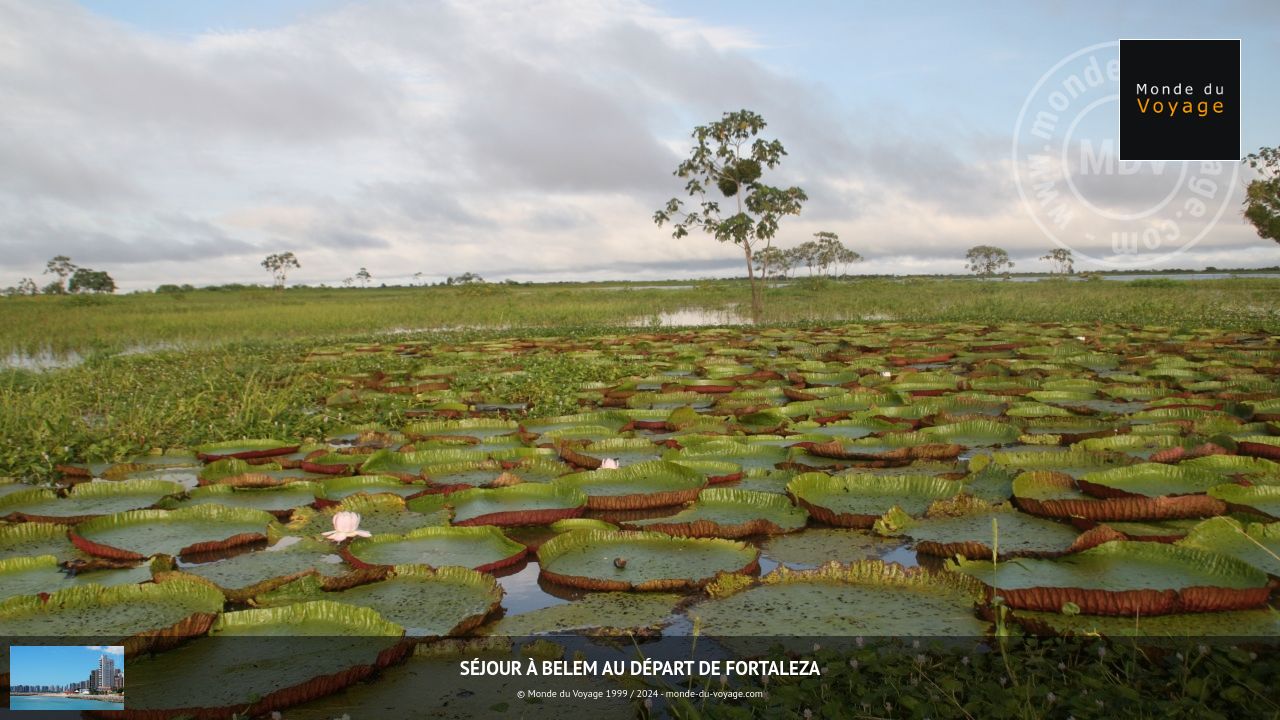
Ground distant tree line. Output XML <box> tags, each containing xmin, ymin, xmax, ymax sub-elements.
<box><xmin>2</xmin><ymin>255</ymin><xmax>116</xmax><ymax>297</ymax></box>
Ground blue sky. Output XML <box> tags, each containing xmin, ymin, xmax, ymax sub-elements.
<box><xmin>9</xmin><ymin>645</ymin><xmax>123</xmax><ymax>686</ymax></box>
<box><xmin>1</xmin><ymin>1</ymin><xmax>1277</xmax><ymax>290</ymax></box>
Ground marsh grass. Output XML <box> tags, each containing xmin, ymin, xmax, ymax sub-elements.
<box><xmin>2</xmin><ymin>278</ymin><xmax>1277</xmax><ymax>358</ymax></box>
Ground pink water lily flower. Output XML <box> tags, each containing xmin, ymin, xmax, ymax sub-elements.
<box><xmin>600</xmin><ymin>458</ymin><xmax>620</xmax><ymax>469</ymax></box>
<box><xmin>322</xmin><ymin>511</ymin><xmax>372</xmax><ymax>542</ymax></box>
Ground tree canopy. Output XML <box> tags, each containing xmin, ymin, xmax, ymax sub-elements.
<box><xmin>965</xmin><ymin>245</ymin><xmax>1014</xmax><ymax>277</ymax></box>
<box><xmin>1243</xmin><ymin>147</ymin><xmax>1280</xmax><ymax>244</ymax></box>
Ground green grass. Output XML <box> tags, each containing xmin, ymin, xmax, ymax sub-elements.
<box><xmin>2</xmin><ymin>277</ymin><xmax>1278</xmax><ymax>358</ymax></box>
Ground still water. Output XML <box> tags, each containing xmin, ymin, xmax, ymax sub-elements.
<box><xmin>9</xmin><ymin>695</ymin><xmax>126</xmax><ymax>710</ymax></box>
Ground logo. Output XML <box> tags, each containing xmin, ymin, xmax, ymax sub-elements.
<box><xmin>1012</xmin><ymin>41</ymin><xmax>1239</xmax><ymax>267</ymax></box>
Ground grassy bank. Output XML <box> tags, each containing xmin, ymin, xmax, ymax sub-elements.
<box><xmin>1</xmin><ymin>277</ymin><xmax>1278</xmax><ymax>358</ymax></box>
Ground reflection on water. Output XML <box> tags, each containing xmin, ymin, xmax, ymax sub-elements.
<box><xmin>629</xmin><ymin>307</ymin><xmax>750</xmax><ymax>327</ymax></box>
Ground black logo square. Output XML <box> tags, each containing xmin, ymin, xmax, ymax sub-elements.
<box><xmin>1119</xmin><ymin>39</ymin><xmax>1240</xmax><ymax>161</ymax></box>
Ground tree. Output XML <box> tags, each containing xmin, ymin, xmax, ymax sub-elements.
<box><xmin>753</xmin><ymin>246</ymin><xmax>787</xmax><ymax>279</ymax></box>
<box><xmin>68</xmin><ymin>268</ymin><xmax>116</xmax><ymax>294</ymax></box>
<box><xmin>1040</xmin><ymin>248</ymin><xmax>1074</xmax><ymax>274</ymax></box>
<box><xmin>1243</xmin><ymin>147</ymin><xmax>1280</xmax><ymax>244</ymax></box>
<box><xmin>342</xmin><ymin>277</ymin><xmax>354</xmax><ymax>288</ymax></box>
<box><xmin>446</xmin><ymin>272</ymin><xmax>484</xmax><ymax>285</ymax></box>
<box><xmin>413</xmin><ymin>271</ymin><xmax>424</xmax><ymax>286</ymax></box>
<box><xmin>355</xmin><ymin>267</ymin><xmax>372</xmax><ymax>287</ymax></box>
<box><xmin>965</xmin><ymin>245</ymin><xmax>1014</xmax><ymax>277</ymax></box>
<box><xmin>654</xmin><ymin>109</ymin><xmax>807</xmax><ymax>322</ymax></box>
<box><xmin>43</xmin><ymin>255</ymin><xmax>77</xmax><ymax>294</ymax></box>
<box><xmin>261</xmin><ymin>252</ymin><xmax>300</xmax><ymax>290</ymax></box>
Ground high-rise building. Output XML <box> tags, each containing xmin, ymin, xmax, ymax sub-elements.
<box><xmin>88</xmin><ymin>669</ymin><xmax>100</xmax><ymax>692</ymax></box>
<box><xmin>97</xmin><ymin>654</ymin><xmax>115</xmax><ymax>692</ymax></box>
<box><xmin>113</xmin><ymin>668</ymin><xmax>124</xmax><ymax>690</ymax></box>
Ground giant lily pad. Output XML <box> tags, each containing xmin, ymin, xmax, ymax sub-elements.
<box><xmin>322</xmin><ymin>475</ymin><xmax>429</xmax><ymax>500</ymax></box>
<box><xmin>344</xmin><ymin>526</ymin><xmax>526</xmax><ymax>573</ymax></box>
<box><xmin>71</xmin><ymin>505</ymin><xmax>279</xmax><ymax>561</ymax></box>
<box><xmin>1013</xmin><ymin>470</ymin><xmax>1226</xmax><ymax>521</ymax></box>
<box><xmin>1209</xmin><ymin>483</ymin><xmax>1280</xmax><ymax>519</ymax></box>
<box><xmin>121</xmin><ymin>601</ymin><xmax>404</xmax><ymax>716</ymax></box>
<box><xmin>0</xmin><ymin>576</ymin><xmax>224</xmax><ymax>646</ymax></box>
<box><xmin>949</xmin><ymin>540</ymin><xmax>1272</xmax><ymax>615</ymax></box>
<box><xmin>786</xmin><ymin>472</ymin><xmax>962</xmax><ymax>528</ymax></box>
<box><xmin>620</xmin><ymin>488</ymin><xmax>808</xmax><ymax>538</ymax></box>
<box><xmin>1013</xmin><ymin>606</ymin><xmax>1280</xmax><ymax>638</ymax></box>
<box><xmin>537</xmin><ymin>530</ymin><xmax>759</xmax><ymax>591</ymax></box>
<box><xmin>0</xmin><ymin>479</ymin><xmax>184</xmax><ymax>523</ymax></box>
<box><xmin>487</xmin><ymin>592</ymin><xmax>683</xmax><ymax>636</ymax></box>
<box><xmin>1078</xmin><ymin>463</ymin><xmax>1223</xmax><ymax>498</ymax></box>
<box><xmin>408</xmin><ymin>483</ymin><xmax>587</xmax><ymax>526</ymax></box>
<box><xmin>553</xmin><ymin>460</ymin><xmax>707</xmax><ymax>510</ymax></box>
<box><xmin>880</xmin><ymin>502</ymin><xmax>1088</xmax><ymax>559</ymax></box>
<box><xmin>0</xmin><ymin>522</ymin><xmax>76</xmax><ymax>562</ymax></box>
<box><xmin>1177</xmin><ymin>516</ymin><xmax>1280</xmax><ymax>576</ymax></box>
<box><xmin>171</xmin><ymin>481</ymin><xmax>324</xmax><ymax>518</ymax></box>
<box><xmin>688</xmin><ymin>560</ymin><xmax>987</xmax><ymax>637</ymax></box>
<box><xmin>291</xmin><ymin>494</ymin><xmax>450</xmax><ymax>537</ymax></box>
<box><xmin>761</xmin><ymin>529</ymin><xmax>901</xmax><ymax>569</ymax></box>
<box><xmin>255</xmin><ymin>565</ymin><xmax>501</xmax><ymax>637</ymax></box>
<box><xmin>194</xmin><ymin>439</ymin><xmax>301</xmax><ymax>461</ymax></box>
<box><xmin>163</xmin><ymin>536</ymin><xmax>350</xmax><ymax>601</ymax></box>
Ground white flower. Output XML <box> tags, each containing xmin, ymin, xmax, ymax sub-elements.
<box><xmin>1076</xmin><ymin>336</ymin><xmax>1086</xmax><ymax>341</ymax></box>
<box><xmin>600</xmin><ymin>458</ymin><xmax>620</xmax><ymax>469</ymax></box>
<box><xmin>322</xmin><ymin>511</ymin><xmax>372</xmax><ymax>542</ymax></box>
<box><xmin>880</xmin><ymin>370</ymin><xmax>892</xmax><ymax>377</ymax></box>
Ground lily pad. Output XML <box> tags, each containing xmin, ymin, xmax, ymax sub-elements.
<box><xmin>688</xmin><ymin>561</ymin><xmax>987</xmax><ymax>637</ymax></box>
<box><xmin>344</xmin><ymin>526</ymin><xmax>526</xmax><ymax>573</ymax></box>
<box><xmin>121</xmin><ymin>601</ymin><xmax>404</xmax><ymax>716</ymax></box>
<box><xmin>292</xmin><ymin>494</ymin><xmax>450</xmax><ymax>537</ymax></box>
<box><xmin>553</xmin><ymin>460</ymin><xmax>707</xmax><ymax>510</ymax></box>
<box><xmin>195</xmin><ymin>439</ymin><xmax>301</xmax><ymax>461</ymax></box>
<box><xmin>1013</xmin><ymin>470</ymin><xmax>1226</xmax><ymax>521</ymax></box>
<box><xmin>166</xmin><ymin>536</ymin><xmax>350</xmax><ymax>601</ymax></box>
<box><xmin>173</xmin><ymin>481</ymin><xmax>324</xmax><ymax>515</ymax></box>
<box><xmin>0</xmin><ymin>575</ymin><xmax>224</xmax><ymax>642</ymax></box>
<box><xmin>322</xmin><ymin>474</ymin><xmax>429</xmax><ymax>500</ymax></box>
<box><xmin>537</xmin><ymin>530</ymin><xmax>759</xmax><ymax>591</ymax></box>
<box><xmin>0</xmin><ymin>479</ymin><xmax>184</xmax><ymax>522</ymax></box>
<box><xmin>1209</xmin><ymin>483</ymin><xmax>1280</xmax><ymax>519</ymax></box>
<box><xmin>71</xmin><ymin>505</ymin><xmax>279</xmax><ymax>560</ymax></box>
<box><xmin>1078</xmin><ymin>463</ymin><xmax>1223</xmax><ymax>498</ymax></box>
<box><xmin>1177</xmin><ymin>517</ymin><xmax>1280</xmax><ymax>576</ymax></box>
<box><xmin>761</xmin><ymin>528</ymin><xmax>902</xmax><ymax>569</ymax></box>
<box><xmin>408</xmin><ymin>483</ymin><xmax>587</xmax><ymax>526</ymax></box>
<box><xmin>786</xmin><ymin>472</ymin><xmax>962</xmax><ymax>528</ymax></box>
<box><xmin>1014</xmin><ymin>606</ymin><xmax>1280</xmax><ymax>638</ymax></box>
<box><xmin>620</xmin><ymin>488</ymin><xmax>808</xmax><ymax>538</ymax></box>
<box><xmin>949</xmin><ymin>540</ymin><xmax>1272</xmax><ymax>615</ymax></box>
<box><xmin>488</xmin><ymin>592</ymin><xmax>683</xmax><ymax>636</ymax></box>
<box><xmin>255</xmin><ymin>564</ymin><xmax>501</xmax><ymax>637</ymax></box>
<box><xmin>0</xmin><ymin>522</ymin><xmax>76</xmax><ymax>562</ymax></box>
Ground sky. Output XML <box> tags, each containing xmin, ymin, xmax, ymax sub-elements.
<box><xmin>1</xmin><ymin>0</ymin><xmax>1278</xmax><ymax>291</ymax></box>
<box><xmin>9</xmin><ymin>645</ymin><xmax>123</xmax><ymax>686</ymax></box>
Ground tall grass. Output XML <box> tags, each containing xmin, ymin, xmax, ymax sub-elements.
<box><xmin>1</xmin><ymin>278</ymin><xmax>1277</xmax><ymax>358</ymax></box>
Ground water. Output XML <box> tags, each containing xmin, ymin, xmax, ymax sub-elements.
<box><xmin>629</xmin><ymin>308</ymin><xmax>750</xmax><ymax>327</ymax></box>
<box><xmin>1001</xmin><ymin>272</ymin><xmax>1280</xmax><ymax>282</ymax></box>
<box><xmin>8</xmin><ymin>695</ymin><xmax>125</xmax><ymax>710</ymax></box>
<box><xmin>2</xmin><ymin>341</ymin><xmax>185</xmax><ymax>372</ymax></box>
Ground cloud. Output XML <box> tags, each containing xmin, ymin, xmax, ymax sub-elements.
<box><xmin>0</xmin><ymin>0</ymin><xmax>1273</xmax><ymax>291</ymax></box>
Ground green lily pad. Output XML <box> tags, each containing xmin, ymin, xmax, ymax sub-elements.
<box><xmin>1209</xmin><ymin>484</ymin><xmax>1280</xmax><ymax>519</ymax></box>
<box><xmin>0</xmin><ymin>522</ymin><xmax>75</xmax><ymax>562</ymax></box>
<box><xmin>553</xmin><ymin>460</ymin><xmax>707</xmax><ymax>510</ymax></box>
<box><xmin>291</xmin><ymin>494</ymin><xmax>450</xmax><ymax>537</ymax></box>
<box><xmin>72</xmin><ymin>505</ymin><xmax>279</xmax><ymax>560</ymax></box>
<box><xmin>1014</xmin><ymin>605</ymin><xmax>1280</xmax><ymax>638</ymax></box>
<box><xmin>322</xmin><ymin>474</ymin><xmax>429</xmax><ymax>500</ymax></box>
<box><xmin>1177</xmin><ymin>517</ymin><xmax>1280</xmax><ymax>576</ymax></box>
<box><xmin>688</xmin><ymin>561</ymin><xmax>987</xmax><ymax>637</ymax></box>
<box><xmin>918</xmin><ymin>420</ymin><xmax>1020</xmax><ymax>446</ymax></box>
<box><xmin>173</xmin><ymin>481</ymin><xmax>324</xmax><ymax>514</ymax></box>
<box><xmin>0</xmin><ymin>479</ymin><xmax>184</xmax><ymax>521</ymax></box>
<box><xmin>255</xmin><ymin>565</ymin><xmax>501</xmax><ymax>637</ymax></box>
<box><xmin>488</xmin><ymin>592</ymin><xmax>683</xmax><ymax>636</ymax></box>
<box><xmin>345</xmin><ymin>526</ymin><xmax>526</xmax><ymax>573</ymax></box>
<box><xmin>620</xmin><ymin>488</ymin><xmax>808</xmax><ymax>537</ymax></box>
<box><xmin>121</xmin><ymin>601</ymin><xmax>403</xmax><ymax>714</ymax></box>
<box><xmin>883</xmin><ymin>503</ymin><xmax>1084</xmax><ymax>559</ymax></box>
<box><xmin>1079</xmin><ymin>463</ymin><xmax>1223</xmax><ymax>497</ymax></box>
<box><xmin>950</xmin><ymin>540</ymin><xmax>1271</xmax><ymax>615</ymax></box>
<box><xmin>537</xmin><ymin>529</ymin><xmax>758</xmax><ymax>591</ymax></box>
<box><xmin>408</xmin><ymin>483</ymin><xmax>587</xmax><ymax>526</ymax></box>
<box><xmin>171</xmin><ymin>537</ymin><xmax>349</xmax><ymax>600</ymax></box>
<box><xmin>761</xmin><ymin>529</ymin><xmax>902</xmax><ymax>569</ymax></box>
<box><xmin>0</xmin><ymin>555</ymin><xmax>151</xmax><ymax>602</ymax></box>
<box><xmin>194</xmin><ymin>439</ymin><xmax>301</xmax><ymax>461</ymax></box>
<box><xmin>786</xmin><ymin>472</ymin><xmax>962</xmax><ymax>528</ymax></box>
<box><xmin>0</xmin><ymin>575</ymin><xmax>224</xmax><ymax>637</ymax></box>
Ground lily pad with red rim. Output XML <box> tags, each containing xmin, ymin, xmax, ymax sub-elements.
<box><xmin>194</xmin><ymin>439</ymin><xmax>301</xmax><ymax>462</ymax></box>
<box><xmin>408</xmin><ymin>483</ymin><xmax>587</xmax><ymax>527</ymax></box>
<box><xmin>619</xmin><ymin>488</ymin><xmax>808</xmax><ymax>538</ymax></box>
<box><xmin>786</xmin><ymin>472</ymin><xmax>962</xmax><ymax>528</ymax></box>
<box><xmin>71</xmin><ymin>505</ymin><xmax>280</xmax><ymax>561</ymax></box>
<box><xmin>536</xmin><ymin>529</ymin><xmax>759</xmax><ymax>591</ymax></box>
<box><xmin>552</xmin><ymin>460</ymin><xmax>707</xmax><ymax>510</ymax></box>
<box><xmin>343</xmin><ymin>526</ymin><xmax>526</xmax><ymax>573</ymax></box>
